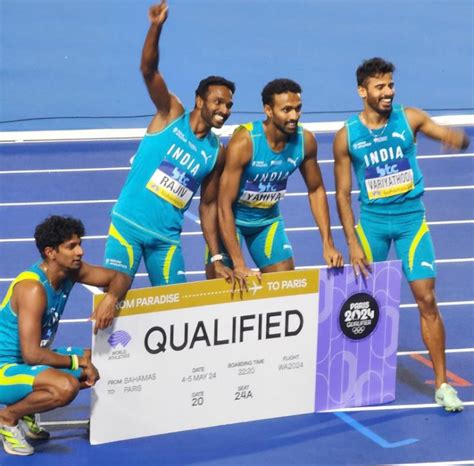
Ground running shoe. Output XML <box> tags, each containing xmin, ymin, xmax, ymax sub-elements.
<box><xmin>0</xmin><ymin>422</ymin><xmax>34</xmax><ymax>456</ymax></box>
<box><xmin>19</xmin><ymin>414</ymin><xmax>50</xmax><ymax>440</ymax></box>
<box><xmin>435</xmin><ymin>383</ymin><xmax>464</xmax><ymax>412</ymax></box>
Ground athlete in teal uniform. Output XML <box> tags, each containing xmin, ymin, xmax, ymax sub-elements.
<box><xmin>0</xmin><ymin>216</ymin><xmax>129</xmax><ymax>456</ymax></box>
<box><xmin>217</xmin><ymin>79</ymin><xmax>343</xmax><ymax>283</ymax></box>
<box><xmin>334</xmin><ymin>57</ymin><xmax>469</xmax><ymax>412</ymax></box>
<box><xmin>104</xmin><ymin>1</ymin><xmax>234</xmax><ymax>288</ymax></box>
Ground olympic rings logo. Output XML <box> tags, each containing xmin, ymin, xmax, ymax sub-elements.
<box><xmin>351</xmin><ymin>326</ymin><xmax>365</xmax><ymax>335</ymax></box>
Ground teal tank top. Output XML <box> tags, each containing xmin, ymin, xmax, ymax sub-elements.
<box><xmin>0</xmin><ymin>262</ymin><xmax>74</xmax><ymax>365</ymax></box>
<box><xmin>113</xmin><ymin>112</ymin><xmax>220</xmax><ymax>243</ymax></box>
<box><xmin>233</xmin><ymin>121</ymin><xmax>305</xmax><ymax>227</ymax></box>
<box><xmin>346</xmin><ymin>104</ymin><xmax>425</xmax><ymax>214</ymax></box>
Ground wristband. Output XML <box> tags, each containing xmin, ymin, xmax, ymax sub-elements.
<box><xmin>70</xmin><ymin>354</ymin><xmax>79</xmax><ymax>371</ymax></box>
<box><xmin>210</xmin><ymin>254</ymin><xmax>223</xmax><ymax>263</ymax></box>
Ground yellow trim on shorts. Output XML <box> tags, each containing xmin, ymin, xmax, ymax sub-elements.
<box><xmin>0</xmin><ymin>364</ymin><xmax>35</xmax><ymax>386</ymax></box>
<box><xmin>264</xmin><ymin>221</ymin><xmax>279</xmax><ymax>259</ymax></box>
<box><xmin>1</xmin><ymin>272</ymin><xmax>40</xmax><ymax>309</ymax></box>
<box><xmin>163</xmin><ymin>245</ymin><xmax>177</xmax><ymax>283</ymax></box>
<box><xmin>408</xmin><ymin>218</ymin><xmax>429</xmax><ymax>271</ymax></box>
<box><xmin>355</xmin><ymin>223</ymin><xmax>373</xmax><ymax>263</ymax></box>
<box><xmin>108</xmin><ymin>223</ymin><xmax>134</xmax><ymax>268</ymax></box>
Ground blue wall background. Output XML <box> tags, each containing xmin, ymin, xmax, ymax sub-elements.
<box><xmin>1</xmin><ymin>0</ymin><xmax>473</xmax><ymax>131</ymax></box>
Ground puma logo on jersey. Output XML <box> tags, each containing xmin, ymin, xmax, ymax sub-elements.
<box><xmin>201</xmin><ymin>150</ymin><xmax>212</xmax><ymax>164</ymax></box>
<box><xmin>420</xmin><ymin>261</ymin><xmax>434</xmax><ymax>271</ymax></box>
<box><xmin>283</xmin><ymin>244</ymin><xmax>292</xmax><ymax>250</ymax></box>
<box><xmin>287</xmin><ymin>157</ymin><xmax>298</xmax><ymax>167</ymax></box>
<box><xmin>392</xmin><ymin>130</ymin><xmax>406</xmax><ymax>141</ymax></box>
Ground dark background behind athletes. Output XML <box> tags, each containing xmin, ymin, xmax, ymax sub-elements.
<box><xmin>0</xmin><ymin>0</ymin><xmax>472</xmax><ymax>131</ymax></box>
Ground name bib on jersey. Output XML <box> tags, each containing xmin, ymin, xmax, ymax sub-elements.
<box><xmin>146</xmin><ymin>160</ymin><xmax>198</xmax><ymax>209</ymax></box>
<box><xmin>365</xmin><ymin>158</ymin><xmax>414</xmax><ymax>200</ymax></box>
<box><xmin>238</xmin><ymin>179</ymin><xmax>287</xmax><ymax>208</ymax></box>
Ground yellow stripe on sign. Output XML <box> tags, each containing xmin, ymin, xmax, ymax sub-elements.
<box><xmin>108</xmin><ymin>223</ymin><xmax>134</xmax><ymax>269</ymax></box>
<box><xmin>0</xmin><ymin>364</ymin><xmax>35</xmax><ymax>386</ymax></box>
<box><xmin>409</xmin><ymin>219</ymin><xmax>429</xmax><ymax>271</ymax></box>
<box><xmin>94</xmin><ymin>269</ymin><xmax>319</xmax><ymax>317</ymax></box>
<box><xmin>355</xmin><ymin>223</ymin><xmax>373</xmax><ymax>263</ymax></box>
<box><xmin>264</xmin><ymin>221</ymin><xmax>279</xmax><ymax>259</ymax></box>
<box><xmin>1</xmin><ymin>272</ymin><xmax>40</xmax><ymax>309</ymax></box>
<box><xmin>163</xmin><ymin>245</ymin><xmax>177</xmax><ymax>284</ymax></box>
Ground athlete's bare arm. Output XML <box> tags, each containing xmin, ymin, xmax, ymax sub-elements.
<box><xmin>141</xmin><ymin>1</ymin><xmax>184</xmax><ymax>132</ymax></box>
<box><xmin>300</xmin><ymin>130</ymin><xmax>343</xmax><ymax>268</ymax></box>
<box><xmin>14</xmin><ymin>282</ymin><xmax>99</xmax><ymax>386</ymax></box>
<box><xmin>218</xmin><ymin>129</ymin><xmax>261</xmax><ymax>285</ymax></box>
<box><xmin>405</xmin><ymin>107</ymin><xmax>470</xmax><ymax>150</ymax></box>
<box><xmin>333</xmin><ymin>126</ymin><xmax>370</xmax><ymax>277</ymax></box>
<box><xmin>75</xmin><ymin>262</ymin><xmax>131</xmax><ymax>334</ymax></box>
<box><xmin>200</xmin><ymin>145</ymin><xmax>234</xmax><ymax>283</ymax></box>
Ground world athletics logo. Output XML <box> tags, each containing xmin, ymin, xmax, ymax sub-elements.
<box><xmin>107</xmin><ymin>330</ymin><xmax>132</xmax><ymax>348</ymax></box>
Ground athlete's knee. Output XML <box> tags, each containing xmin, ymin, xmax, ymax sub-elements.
<box><xmin>48</xmin><ymin>375</ymin><xmax>80</xmax><ymax>407</ymax></box>
<box><xmin>414</xmin><ymin>290</ymin><xmax>438</xmax><ymax>316</ymax></box>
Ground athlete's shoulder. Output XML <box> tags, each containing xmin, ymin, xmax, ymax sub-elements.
<box><xmin>147</xmin><ymin>107</ymin><xmax>186</xmax><ymax>135</ymax></box>
<box><xmin>235</xmin><ymin>120</ymin><xmax>260</xmax><ymax>136</ymax></box>
<box><xmin>302</xmin><ymin>127</ymin><xmax>317</xmax><ymax>147</ymax></box>
<box><xmin>335</xmin><ymin>123</ymin><xmax>348</xmax><ymax>140</ymax></box>
<box><xmin>399</xmin><ymin>106</ymin><xmax>428</xmax><ymax>131</ymax></box>
<box><xmin>229</xmin><ymin>122</ymin><xmax>254</xmax><ymax>144</ymax></box>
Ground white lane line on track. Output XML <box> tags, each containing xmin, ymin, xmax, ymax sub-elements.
<box><xmin>1</xmin><ymin>223</ymin><xmax>474</xmax><ymax>243</ymax></box>
<box><xmin>82</xmin><ymin>284</ymin><xmax>102</xmax><ymax>295</ymax></box>
<box><xmin>1</xmin><ymin>153</ymin><xmax>473</xmax><ymax>174</ymax></box>
<box><xmin>2</xmin><ymin>185</ymin><xmax>473</xmax><ymax>207</ymax></box>
<box><xmin>397</xmin><ymin>348</ymin><xmax>474</xmax><ymax>356</ymax></box>
<box><xmin>321</xmin><ymin>401</ymin><xmax>474</xmax><ymax>413</ymax></box>
<box><xmin>389</xmin><ymin>462</ymin><xmax>474</xmax><ymax>466</ymax></box>
<box><xmin>0</xmin><ymin>167</ymin><xmax>130</xmax><ymax>175</ymax></box>
<box><xmin>1</xmin><ymin>115</ymin><xmax>472</xmax><ymax>142</ymax></box>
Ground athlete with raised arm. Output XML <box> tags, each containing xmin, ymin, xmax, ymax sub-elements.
<box><xmin>104</xmin><ymin>0</ymin><xmax>235</xmax><ymax>290</ymax></box>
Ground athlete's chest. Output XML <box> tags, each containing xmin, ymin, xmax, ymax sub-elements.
<box><xmin>350</xmin><ymin>121</ymin><xmax>415</xmax><ymax>169</ymax></box>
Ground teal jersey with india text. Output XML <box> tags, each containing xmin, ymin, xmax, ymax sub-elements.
<box><xmin>346</xmin><ymin>104</ymin><xmax>425</xmax><ymax>214</ymax></box>
<box><xmin>233</xmin><ymin>120</ymin><xmax>305</xmax><ymax>227</ymax></box>
<box><xmin>113</xmin><ymin>112</ymin><xmax>220</xmax><ymax>244</ymax></box>
<box><xmin>0</xmin><ymin>262</ymin><xmax>74</xmax><ymax>365</ymax></box>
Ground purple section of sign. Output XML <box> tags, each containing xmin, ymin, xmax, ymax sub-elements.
<box><xmin>315</xmin><ymin>261</ymin><xmax>402</xmax><ymax>411</ymax></box>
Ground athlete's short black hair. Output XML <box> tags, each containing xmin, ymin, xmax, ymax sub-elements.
<box><xmin>34</xmin><ymin>215</ymin><xmax>85</xmax><ymax>258</ymax></box>
<box><xmin>356</xmin><ymin>57</ymin><xmax>395</xmax><ymax>86</ymax></box>
<box><xmin>195</xmin><ymin>76</ymin><xmax>235</xmax><ymax>99</ymax></box>
<box><xmin>261</xmin><ymin>79</ymin><xmax>302</xmax><ymax>106</ymax></box>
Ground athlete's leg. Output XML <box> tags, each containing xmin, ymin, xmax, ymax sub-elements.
<box><xmin>393</xmin><ymin>213</ymin><xmax>447</xmax><ymax>388</ymax></box>
<box><xmin>409</xmin><ymin>278</ymin><xmax>447</xmax><ymax>388</ymax></box>
<box><xmin>0</xmin><ymin>368</ymin><xmax>79</xmax><ymax>427</ymax></box>
<box><xmin>356</xmin><ymin>212</ymin><xmax>391</xmax><ymax>263</ymax></box>
<box><xmin>144</xmin><ymin>239</ymin><xmax>186</xmax><ymax>286</ymax></box>
<box><xmin>261</xmin><ymin>258</ymin><xmax>295</xmax><ymax>273</ymax></box>
<box><xmin>244</xmin><ymin>219</ymin><xmax>294</xmax><ymax>271</ymax></box>
<box><xmin>103</xmin><ymin>218</ymin><xmax>143</xmax><ymax>287</ymax></box>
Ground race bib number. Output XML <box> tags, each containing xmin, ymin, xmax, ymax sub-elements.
<box><xmin>238</xmin><ymin>179</ymin><xmax>287</xmax><ymax>209</ymax></box>
<box><xmin>365</xmin><ymin>159</ymin><xmax>414</xmax><ymax>200</ymax></box>
<box><xmin>146</xmin><ymin>161</ymin><xmax>198</xmax><ymax>209</ymax></box>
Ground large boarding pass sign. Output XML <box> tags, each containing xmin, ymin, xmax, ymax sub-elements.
<box><xmin>90</xmin><ymin>262</ymin><xmax>401</xmax><ymax>445</ymax></box>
